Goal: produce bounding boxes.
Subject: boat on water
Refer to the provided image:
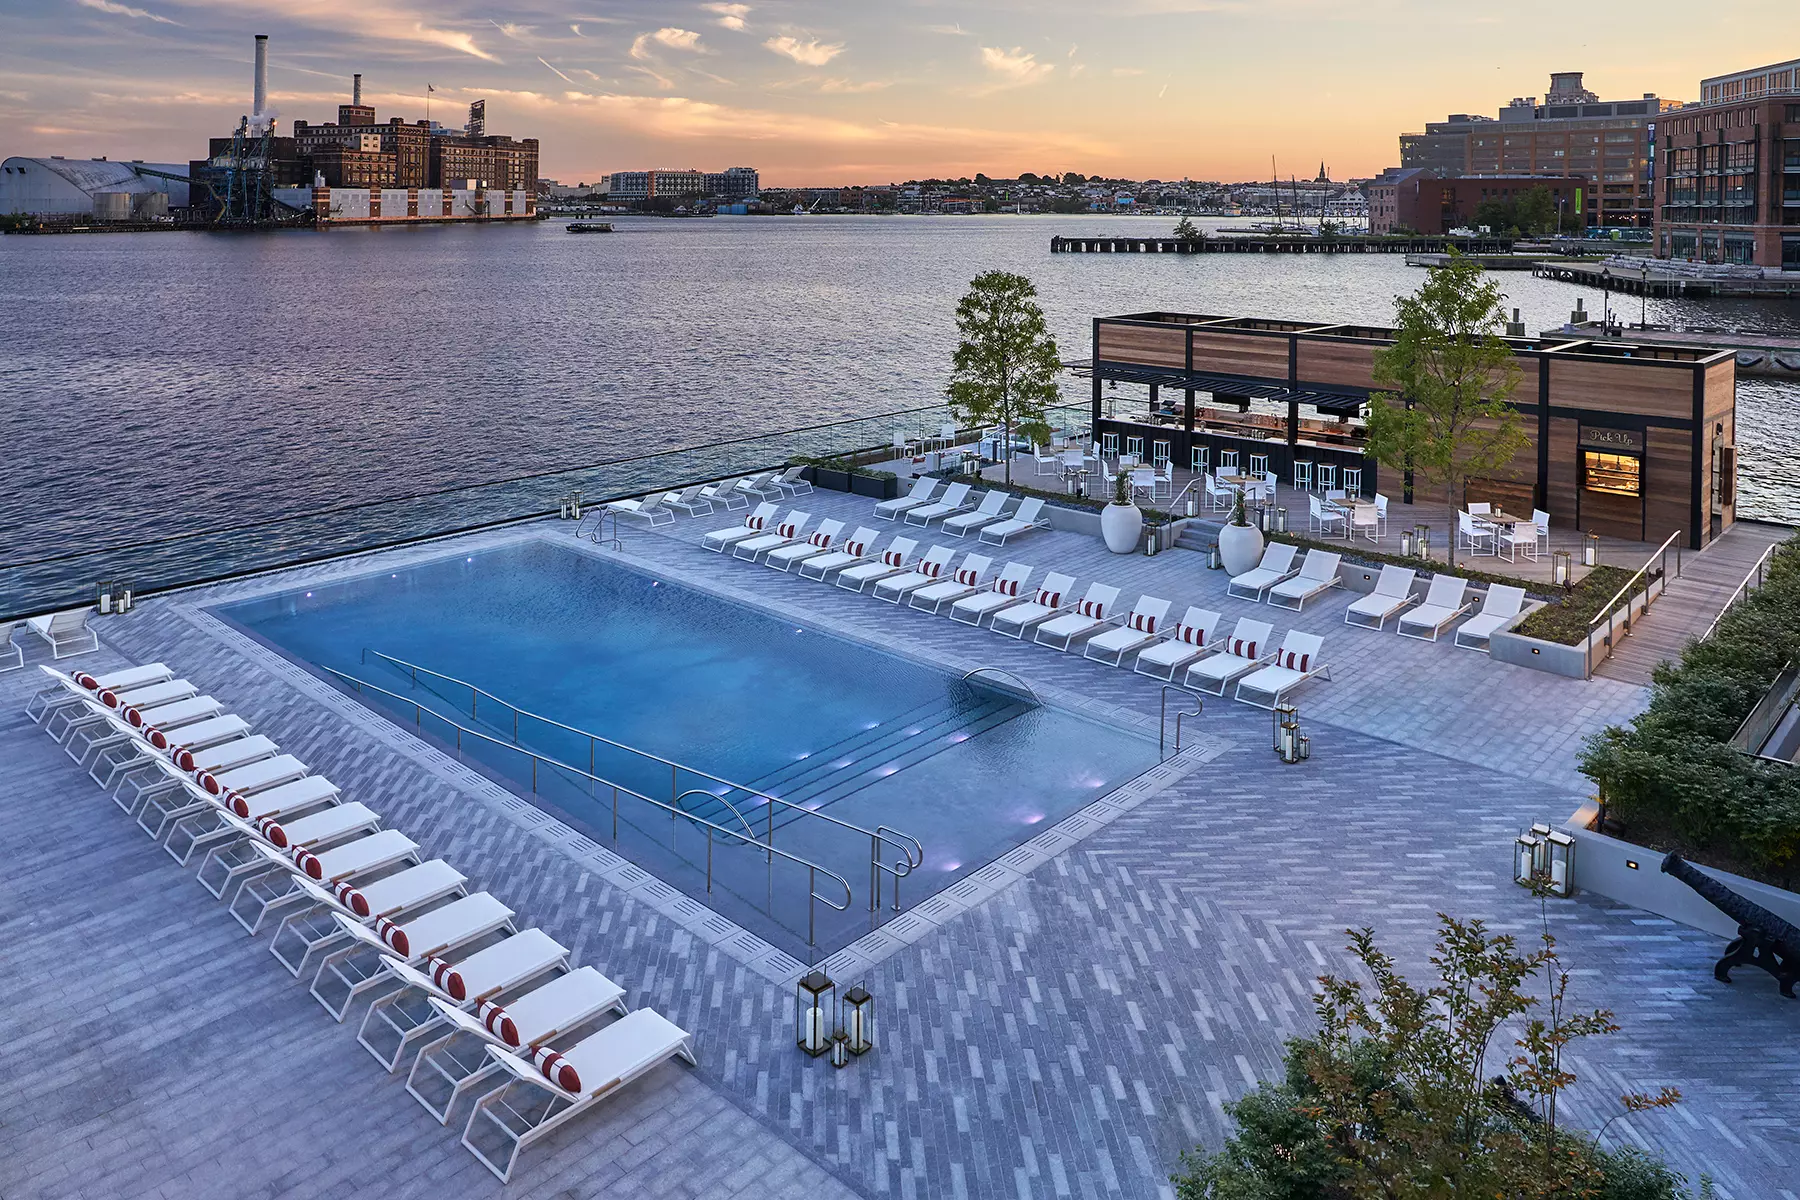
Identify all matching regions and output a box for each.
[566,221,614,233]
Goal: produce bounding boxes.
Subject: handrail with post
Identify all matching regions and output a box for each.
[1701,542,1777,642]
[1160,685,1202,759]
[961,665,1040,706]
[357,649,925,881]
[1584,528,1683,679]
[321,666,851,947]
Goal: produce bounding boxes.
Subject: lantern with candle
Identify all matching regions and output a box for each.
[1543,828,1575,898]
[1583,533,1600,567]
[1551,549,1572,586]
[796,970,835,1058]
[843,985,873,1056]
[1513,829,1546,887]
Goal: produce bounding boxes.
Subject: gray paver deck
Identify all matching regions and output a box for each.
[1,492,1794,1199]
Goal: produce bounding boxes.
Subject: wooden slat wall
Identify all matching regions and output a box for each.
[1463,414,1540,515]
[1644,427,1691,546]
[1548,359,1693,419]
[1582,485,1643,542]
[1097,323,1186,369]
[1701,359,1736,542]
[1546,417,1579,528]
[1191,331,1290,379]
[1295,341,1380,391]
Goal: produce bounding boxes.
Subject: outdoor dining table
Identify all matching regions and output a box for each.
[1476,508,1534,530]
[1326,498,1379,540]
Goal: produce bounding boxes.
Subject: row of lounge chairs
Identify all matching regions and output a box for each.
[699,512,1329,709]
[875,478,1051,544]
[26,664,695,1184]
[1227,543,1529,651]
[604,467,815,528]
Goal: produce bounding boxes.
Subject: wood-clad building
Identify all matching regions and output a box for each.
[1087,312,1738,549]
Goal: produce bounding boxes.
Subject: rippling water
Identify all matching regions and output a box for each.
[0,214,1793,564]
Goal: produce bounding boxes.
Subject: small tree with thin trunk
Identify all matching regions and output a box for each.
[1365,252,1528,566]
[1173,215,1202,242]
[945,271,1059,485]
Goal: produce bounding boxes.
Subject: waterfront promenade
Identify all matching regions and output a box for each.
[3,493,1795,1199]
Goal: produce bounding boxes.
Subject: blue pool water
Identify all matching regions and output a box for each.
[218,539,1158,955]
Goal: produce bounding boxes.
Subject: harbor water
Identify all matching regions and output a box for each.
[1,214,1794,569]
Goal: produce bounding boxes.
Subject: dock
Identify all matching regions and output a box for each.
[1051,234,1516,255]
[1532,259,1800,298]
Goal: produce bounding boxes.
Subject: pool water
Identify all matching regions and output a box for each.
[218,539,1157,955]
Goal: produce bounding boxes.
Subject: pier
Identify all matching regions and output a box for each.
[1051,234,1516,255]
[1532,259,1800,298]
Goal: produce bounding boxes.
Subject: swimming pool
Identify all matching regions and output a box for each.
[218,539,1158,956]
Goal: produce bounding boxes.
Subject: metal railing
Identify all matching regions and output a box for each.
[358,649,924,907]
[1585,529,1683,678]
[1160,686,1203,759]
[321,667,852,946]
[962,666,1040,706]
[1701,542,1778,642]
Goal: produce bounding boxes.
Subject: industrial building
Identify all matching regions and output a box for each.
[1366,171,1580,235]
[601,167,760,201]
[0,157,189,219]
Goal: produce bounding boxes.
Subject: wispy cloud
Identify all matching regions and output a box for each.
[489,20,534,40]
[922,23,967,35]
[763,36,843,67]
[769,76,892,94]
[979,46,1052,88]
[75,0,179,25]
[173,0,495,60]
[630,27,705,59]
[703,3,750,31]
[538,56,576,84]
[1112,67,1146,76]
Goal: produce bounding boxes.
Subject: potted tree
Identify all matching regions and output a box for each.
[1217,486,1265,575]
[1101,467,1143,553]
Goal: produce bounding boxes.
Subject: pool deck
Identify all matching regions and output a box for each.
[4,488,1797,1200]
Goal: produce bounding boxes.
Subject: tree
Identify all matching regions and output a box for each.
[1173,215,1203,242]
[1513,186,1557,236]
[945,272,1060,484]
[1364,252,1528,566]
[1173,913,1689,1200]
[1063,171,1087,185]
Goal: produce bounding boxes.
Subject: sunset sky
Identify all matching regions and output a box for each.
[0,0,1786,185]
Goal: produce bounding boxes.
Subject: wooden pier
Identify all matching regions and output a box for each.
[1532,260,1800,299]
[1051,234,1516,255]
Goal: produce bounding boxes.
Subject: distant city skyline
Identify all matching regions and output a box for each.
[0,0,1789,184]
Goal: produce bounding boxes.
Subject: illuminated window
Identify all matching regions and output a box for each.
[1583,452,1642,497]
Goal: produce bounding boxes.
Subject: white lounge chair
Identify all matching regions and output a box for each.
[1266,550,1342,611]
[978,496,1049,545]
[764,519,842,571]
[26,609,99,659]
[1084,596,1172,666]
[312,893,517,1022]
[768,465,814,496]
[228,827,422,936]
[1396,575,1474,642]
[660,484,713,516]
[1235,631,1329,709]
[699,476,750,512]
[461,1007,696,1183]
[1344,566,1418,630]
[797,527,877,580]
[731,511,810,561]
[1034,583,1121,651]
[359,931,571,1072]
[266,859,469,980]
[0,622,20,673]
[875,477,939,521]
[27,662,172,725]
[1226,544,1300,601]
[162,774,342,865]
[196,800,383,902]
[989,572,1076,639]
[948,563,1033,626]
[1133,606,1222,680]
[873,545,956,602]
[903,481,973,527]
[604,493,675,527]
[1184,618,1274,695]
[941,490,1011,537]
[700,502,778,552]
[835,538,918,592]
[407,969,629,1125]
[1453,584,1528,652]
[738,472,786,500]
[908,554,992,613]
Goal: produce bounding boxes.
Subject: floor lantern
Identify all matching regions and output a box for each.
[797,970,835,1058]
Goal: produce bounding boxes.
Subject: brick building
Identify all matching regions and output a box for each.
[289,89,535,191]
[1654,58,1800,269]
[1368,171,1579,235]
[1400,72,1679,229]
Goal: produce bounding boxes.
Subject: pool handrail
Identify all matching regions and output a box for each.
[320,665,852,948]
[358,647,927,889]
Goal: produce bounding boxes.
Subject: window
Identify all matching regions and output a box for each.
[1723,235,1756,264]
[1605,131,1636,143]
[1583,452,1641,497]
[1785,235,1800,269]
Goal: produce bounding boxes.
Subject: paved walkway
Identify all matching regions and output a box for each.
[2,500,1794,1200]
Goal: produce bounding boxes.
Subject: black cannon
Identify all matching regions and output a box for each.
[1661,853,1800,999]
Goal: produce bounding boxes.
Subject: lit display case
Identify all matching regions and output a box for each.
[1582,451,1641,497]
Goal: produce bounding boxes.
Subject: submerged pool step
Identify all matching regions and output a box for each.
[743,697,1016,799]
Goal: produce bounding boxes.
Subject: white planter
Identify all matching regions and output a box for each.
[1218,522,1265,575]
[1100,503,1143,553]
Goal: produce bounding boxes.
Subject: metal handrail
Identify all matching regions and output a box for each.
[1701,542,1777,642]
[962,665,1041,706]
[1588,529,1683,629]
[1160,685,1203,759]
[672,787,759,847]
[359,648,925,878]
[322,665,852,945]
[869,823,923,912]
[1585,528,1682,679]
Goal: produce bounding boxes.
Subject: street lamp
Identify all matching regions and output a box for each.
[1601,268,1612,333]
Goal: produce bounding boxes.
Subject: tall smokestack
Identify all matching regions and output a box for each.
[353,73,362,107]
[253,34,268,120]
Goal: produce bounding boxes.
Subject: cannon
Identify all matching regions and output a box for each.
[1661,853,1800,999]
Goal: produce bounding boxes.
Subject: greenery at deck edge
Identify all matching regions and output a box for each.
[1580,532,1800,887]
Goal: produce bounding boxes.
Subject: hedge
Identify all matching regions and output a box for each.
[1580,532,1800,887]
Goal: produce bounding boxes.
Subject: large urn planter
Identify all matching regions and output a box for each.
[1217,521,1265,575]
[1100,502,1143,553]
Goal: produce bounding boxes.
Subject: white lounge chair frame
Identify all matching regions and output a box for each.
[1183,618,1275,696]
[1453,584,1529,652]
[903,481,973,527]
[1225,544,1300,601]
[1034,583,1121,651]
[796,527,877,580]
[874,477,939,520]
[1083,596,1171,667]
[946,564,1033,626]
[989,572,1076,639]
[977,496,1049,545]
[1132,607,1222,680]
[27,609,99,659]
[1343,566,1418,630]
[700,503,778,552]
[907,554,992,613]
[1266,550,1343,611]
[1396,575,1475,642]
[1234,631,1330,709]
[940,490,1010,537]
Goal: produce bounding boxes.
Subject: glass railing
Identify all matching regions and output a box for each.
[0,401,973,620]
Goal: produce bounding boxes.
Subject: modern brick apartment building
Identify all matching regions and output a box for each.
[1654,59,1800,269]
[1367,170,1579,235]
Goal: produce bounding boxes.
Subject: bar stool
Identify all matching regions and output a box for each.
[1291,460,1313,492]
[1101,432,1119,456]
[1190,446,1209,474]
[1248,453,1269,477]
[1152,440,1170,468]
[1125,435,1145,461]
[1217,449,1240,474]
[1342,467,1363,497]
[1315,463,1338,493]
